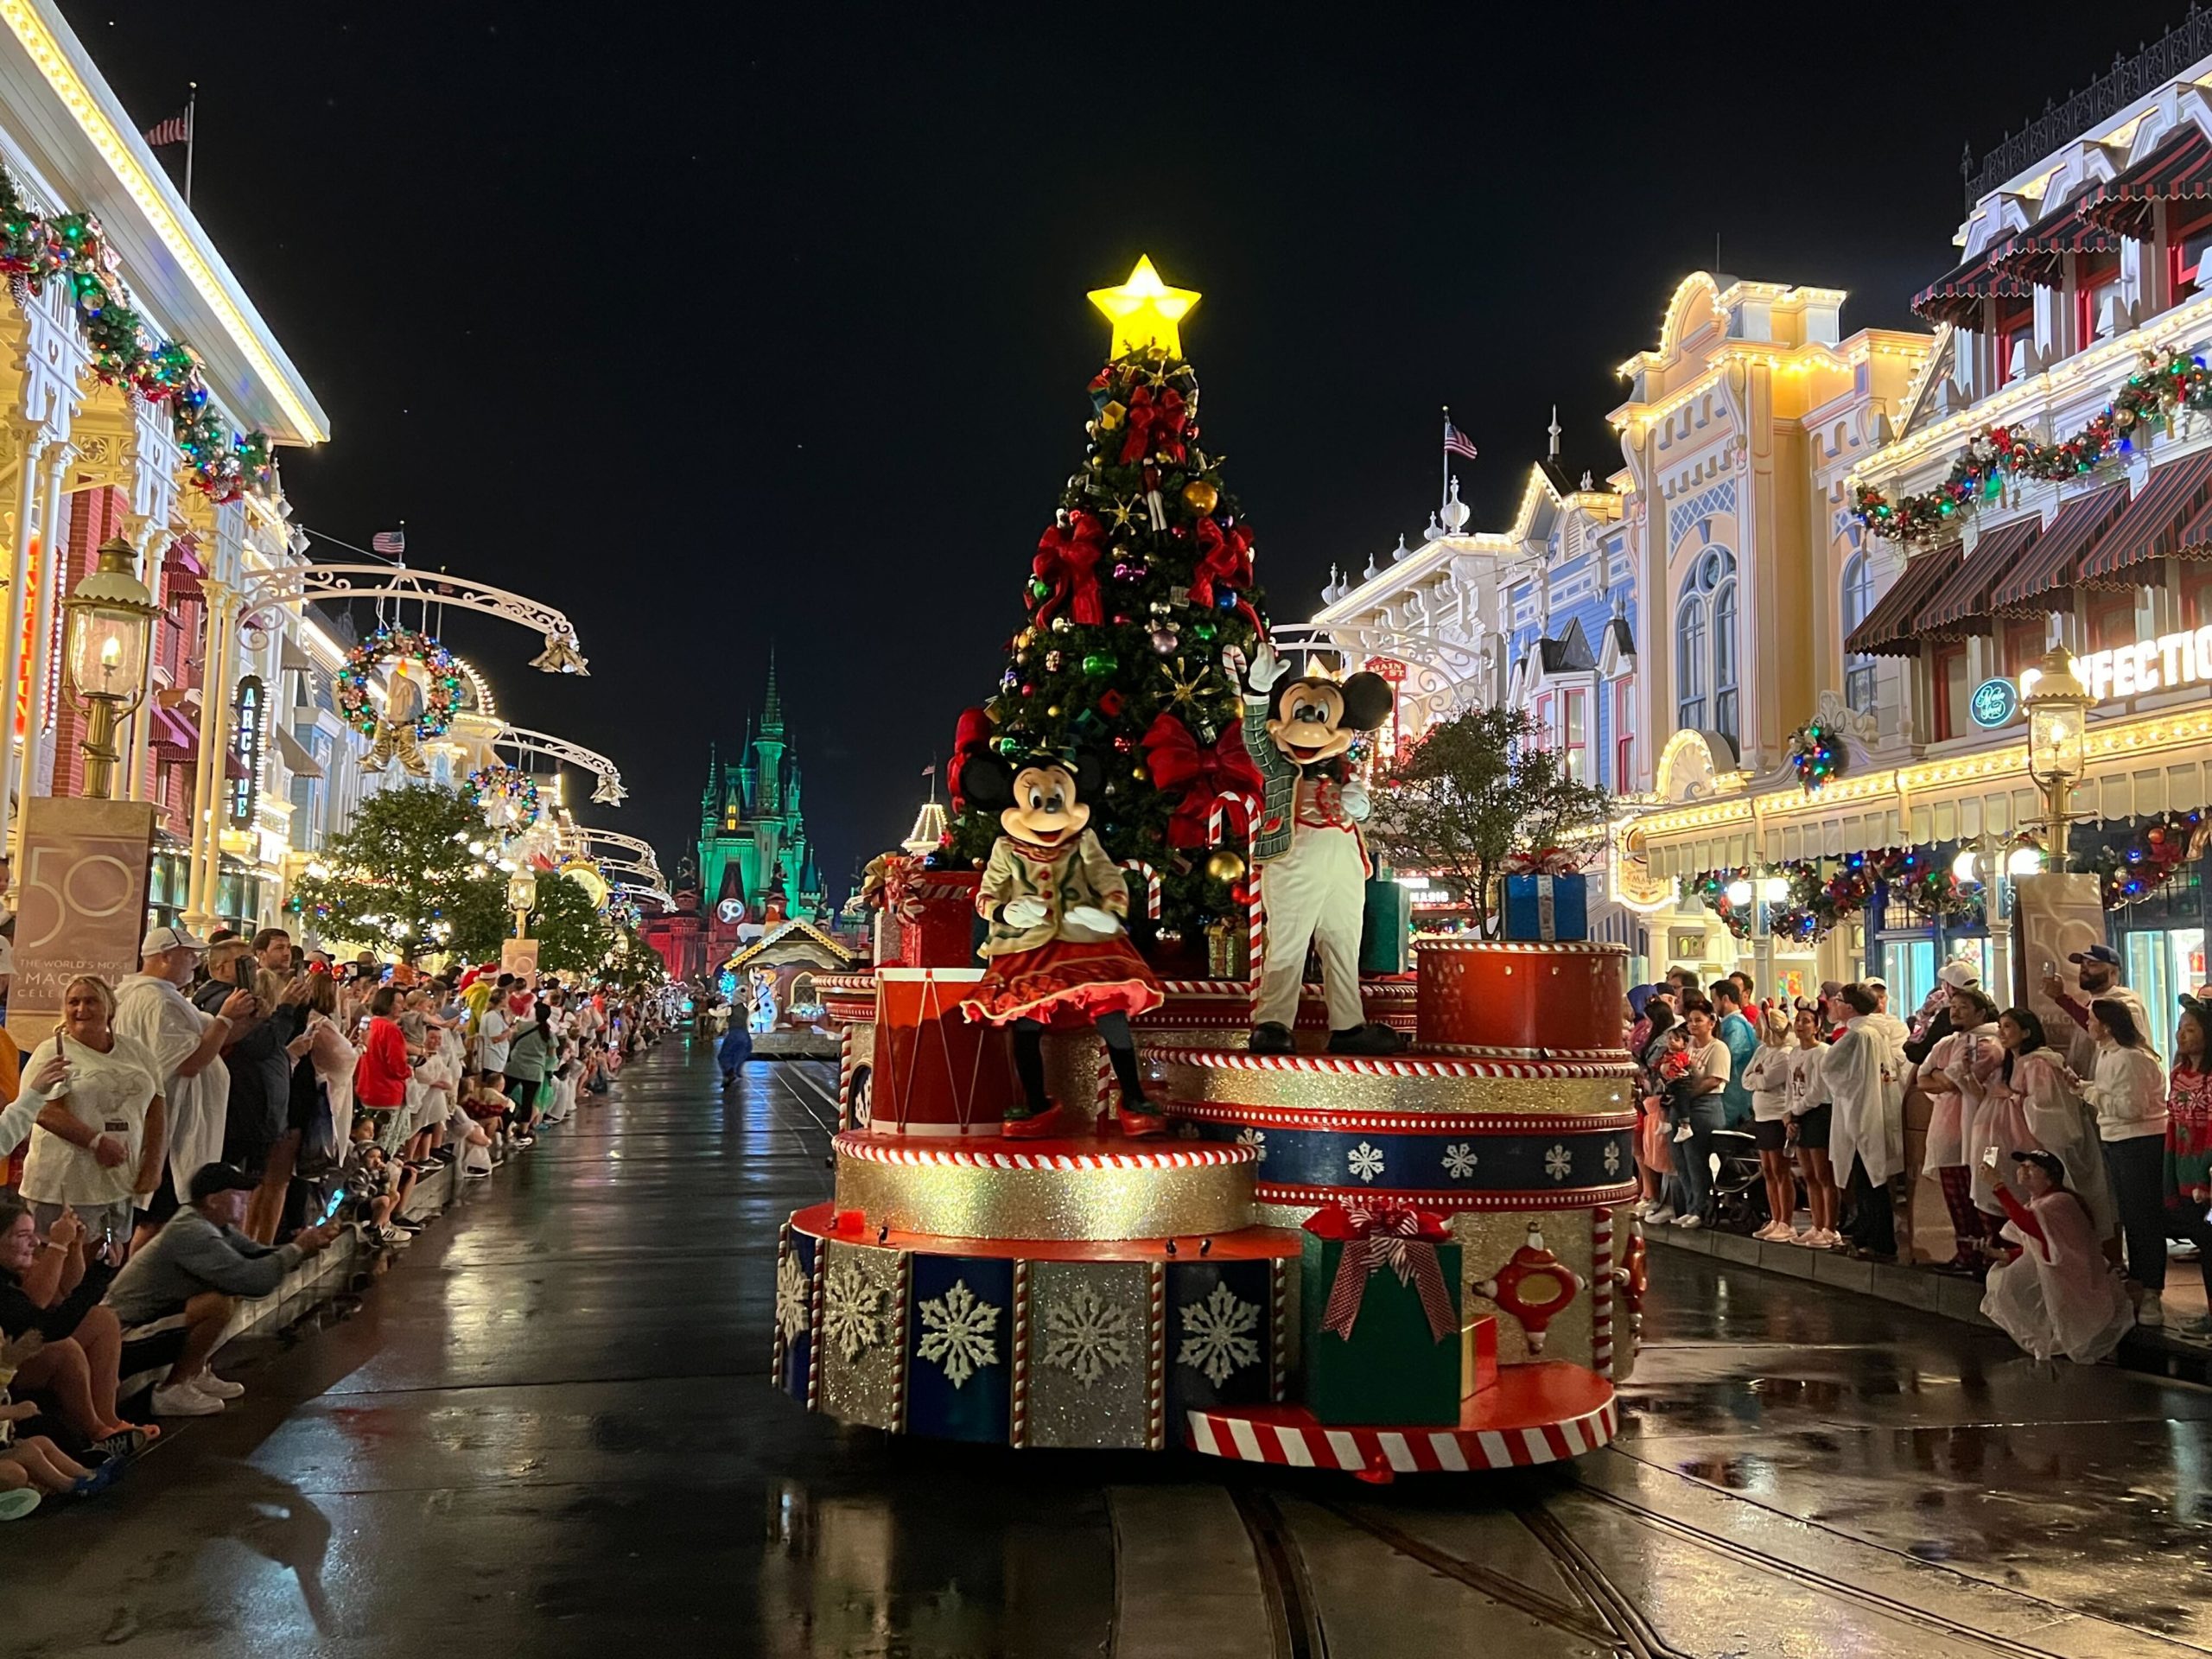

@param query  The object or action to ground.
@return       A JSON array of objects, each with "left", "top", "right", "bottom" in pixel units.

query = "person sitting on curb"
[{"left": 103, "top": 1163, "right": 341, "bottom": 1417}]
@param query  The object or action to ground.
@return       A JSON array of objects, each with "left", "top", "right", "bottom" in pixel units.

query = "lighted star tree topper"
[{"left": 1087, "top": 255, "right": 1200, "bottom": 357}]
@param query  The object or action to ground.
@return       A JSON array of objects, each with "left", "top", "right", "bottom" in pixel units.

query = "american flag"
[
  {"left": 371, "top": 529, "right": 405, "bottom": 556},
  {"left": 143, "top": 111, "right": 189, "bottom": 148},
  {"left": 1443, "top": 419, "right": 1479, "bottom": 461}
]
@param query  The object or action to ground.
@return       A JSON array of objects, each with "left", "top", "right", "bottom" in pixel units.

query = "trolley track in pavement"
[{"left": 1227, "top": 1465, "right": 2126, "bottom": 1659}]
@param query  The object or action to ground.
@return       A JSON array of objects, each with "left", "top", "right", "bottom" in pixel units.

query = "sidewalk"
[{"left": 1646, "top": 1220, "right": 2212, "bottom": 1385}]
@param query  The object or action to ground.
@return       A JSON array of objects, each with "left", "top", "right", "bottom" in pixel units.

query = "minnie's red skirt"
[{"left": 959, "top": 936, "right": 1165, "bottom": 1027}]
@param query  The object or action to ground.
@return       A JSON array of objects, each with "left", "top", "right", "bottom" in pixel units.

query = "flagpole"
[
  {"left": 182, "top": 83, "right": 196, "bottom": 207},
  {"left": 1440, "top": 405, "right": 1451, "bottom": 515}
]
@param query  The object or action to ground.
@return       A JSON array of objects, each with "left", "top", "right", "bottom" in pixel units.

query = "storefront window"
[
  {"left": 1675, "top": 548, "right": 1736, "bottom": 745},
  {"left": 1675, "top": 596, "right": 1706, "bottom": 732},
  {"left": 1841, "top": 553, "right": 1878, "bottom": 712},
  {"left": 2126, "top": 928, "right": 2204, "bottom": 1060}
]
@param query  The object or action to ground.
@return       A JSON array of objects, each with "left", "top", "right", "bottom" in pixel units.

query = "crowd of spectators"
[
  {"left": 0, "top": 922, "right": 667, "bottom": 1518},
  {"left": 1629, "top": 947, "right": 2212, "bottom": 1362}
]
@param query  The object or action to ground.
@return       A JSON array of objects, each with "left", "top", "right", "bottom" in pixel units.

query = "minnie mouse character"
[
  {"left": 958, "top": 750, "right": 1166, "bottom": 1137},
  {"left": 1239, "top": 645, "right": 1408, "bottom": 1056}
]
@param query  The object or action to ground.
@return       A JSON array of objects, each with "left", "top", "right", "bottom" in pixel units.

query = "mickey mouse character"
[
  {"left": 957, "top": 751, "right": 1167, "bottom": 1137},
  {"left": 1239, "top": 645, "right": 1408, "bottom": 1056}
]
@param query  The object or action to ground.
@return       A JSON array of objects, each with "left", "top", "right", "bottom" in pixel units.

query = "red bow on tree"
[
  {"left": 947, "top": 706, "right": 993, "bottom": 814},
  {"left": 1119, "top": 385, "right": 1188, "bottom": 465},
  {"left": 1033, "top": 511, "right": 1107, "bottom": 626},
  {"left": 1141, "top": 711, "right": 1265, "bottom": 849},
  {"left": 1189, "top": 518, "right": 1263, "bottom": 634}
]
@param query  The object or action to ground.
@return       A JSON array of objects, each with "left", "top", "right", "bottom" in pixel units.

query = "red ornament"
[
  {"left": 1098, "top": 689, "right": 1126, "bottom": 717},
  {"left": 1473, "top": 1224, "right": 1586, "bottom": 1355}
]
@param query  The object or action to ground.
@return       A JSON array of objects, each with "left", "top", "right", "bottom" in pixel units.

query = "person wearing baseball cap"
[
  {"left": 1978, "top": 1143, "right": 2134, "bottom": 1363},
  {"left": 115, "top": 926, "right": 258, "bottom": 1245},
  {"left": 105, "top": 1162, "right": 341, "bottom": 1417},
  {"left": 2044, "top": 942, "right": 2156, "bottom": 1077}
]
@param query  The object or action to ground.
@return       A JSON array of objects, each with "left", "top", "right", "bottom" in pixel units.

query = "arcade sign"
[{"left": 228, "top": 675, "right": 265, "bottom": 830}]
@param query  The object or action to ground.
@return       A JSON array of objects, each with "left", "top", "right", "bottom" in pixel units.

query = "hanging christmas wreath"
[
  {"left": 2084, "top": 809, "right": 2210, "bottom": 908},
  {"left": 1787, "top": 720, "right": 1843, "bottom": 792},
  {"left": 335, "top": 626, "right": 461, "bottom": 747},
  {"left": 465, "top": 764, "right": 542, "bottom": 833}
]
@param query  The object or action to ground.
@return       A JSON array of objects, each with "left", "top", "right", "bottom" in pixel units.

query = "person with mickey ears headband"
[
  {"left": 1235, "top": 644, "right": 1408, "bottom": 1058},
  {"left": 957, "top": 748, "right": 1166, "bottom": 1138}
]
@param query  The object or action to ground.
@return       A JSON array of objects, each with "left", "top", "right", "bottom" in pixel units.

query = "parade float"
[{"left": 772, "top": 260, "right": 1638, "bottom": 1475}]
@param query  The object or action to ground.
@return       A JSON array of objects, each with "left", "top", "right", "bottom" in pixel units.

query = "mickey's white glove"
[
  {"left": 1067, "top": 905, "right": 1122, "bottom": 934},
  {"left": 1001, "top": 896, "right": 1049, "bottom": 929},
  {"left": 1338, "top": 784, "right": 1371, "bottom": 822},
  {"left": 1247, "top": 644, "right": 1290, "bottom": 695}
]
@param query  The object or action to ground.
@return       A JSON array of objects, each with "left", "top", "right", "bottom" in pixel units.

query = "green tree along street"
[
  {"left": 292, "top": 784, "right": 510, "bottom": 963},
  {"left": 1370, "top": 705, "right": 1616, "bottom": 936},
  {"left": 524, "top": 871, "right": 617, "bottom": 976}
]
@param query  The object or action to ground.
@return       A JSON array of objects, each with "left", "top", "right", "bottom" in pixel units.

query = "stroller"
[{"left": 1707, "top": 1126, "right": 1769, "bottom": 1232}]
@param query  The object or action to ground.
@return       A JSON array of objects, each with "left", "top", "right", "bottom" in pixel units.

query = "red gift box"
[{"left": 899, "top": 872, "right": 982, "bottom": 969}]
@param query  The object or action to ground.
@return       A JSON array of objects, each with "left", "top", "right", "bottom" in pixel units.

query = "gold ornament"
[
  {"left": 1133, "top": 765, "right": 1147, "bottom": 781},
  {"left": 1182, "top": 479, "right": 1219, "bottom": 516},
  {"left": 1047, "top": 705, "right": 1062, "bottom": 717},
  {"left": 1205, "top": 849, "right": 1246, "bottom": 882},
  {"left": 1099, "top": 400, "right": 1126, "bottom": 431}
]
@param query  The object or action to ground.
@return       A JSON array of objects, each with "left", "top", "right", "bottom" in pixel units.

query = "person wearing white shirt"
[
  {"left": 1809, "top": 984, "right": 1905, "bottom": 1260},
  {"left": 19, "top": 977, "right": 167, "bottom": 1261},
  {"left": 113, "top": 926, "right": 256, "bottom": 1249},
  {"left": 2080, "top": 995, "right": 2173, "bottom": 1325}
]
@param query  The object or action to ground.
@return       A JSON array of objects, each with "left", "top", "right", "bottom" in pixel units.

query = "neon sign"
[
  {"left": 228, "top": 675, "right": 264, "bottom": 830},
  {"left": 2021, "top": 629, "right": 2212, "bottom": 703}
]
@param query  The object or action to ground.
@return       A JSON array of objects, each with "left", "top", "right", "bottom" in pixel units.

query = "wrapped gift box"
[
  {"left": 899, "top": 873, "right": 983, "bottom": 969},
  {"left": 1360, "top": 874, "right": 1412, "bottom": 975},
  {"left": 1503, "top": 872, "right": 1587, "bottom": 942},
  {"left": 872, "top": 911, "right": 902, "bottom": 967},
  {"left": 1299, "top": 1205, "right": 1462, "bottom": 1426}
]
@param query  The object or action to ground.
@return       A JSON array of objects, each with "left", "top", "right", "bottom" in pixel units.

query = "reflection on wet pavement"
[{"left": 6, "top": 1039, "right": 2210, "bottom": 1658}]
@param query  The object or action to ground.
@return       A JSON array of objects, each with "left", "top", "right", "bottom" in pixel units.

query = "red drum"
[
  {"left": 874, "top": 968, "right": 1020, "bottom": 1135},
  {"left": 1414, "top": 940, "right": 1629, "bottom": 1055}
]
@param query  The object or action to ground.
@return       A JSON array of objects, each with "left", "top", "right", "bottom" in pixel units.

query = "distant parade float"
[{"left": 772, "top": 260, "right": 1635, "bottom": 1476}]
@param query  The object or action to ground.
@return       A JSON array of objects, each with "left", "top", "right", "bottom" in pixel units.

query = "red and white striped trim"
[
  {"left": 817, "top": 974, "right": 878, "bottom": 991},
  {"left": 1095, "top": 1042, "right": 1119, "bottom": 1119},
  {"left": 1010, "top": 1257, "right": 1032, "bottom": 1448},
  {"left": 1420, "top": 1043, "right": 1628, "bottom": 1062},
  {"left": 1185, "top": 1397, "right": 1618, "bottom": 1471},
  {"left": 1168, "top": 1102, "right": 1636, "bottom": 1135},
  {"left": 890, "top": 1252, "right": 913, "bottom": 1433},
  {"left": 1146, "top": 1262, "right": 1167, "bottom": 1452},
  {"left": 1268, "top": 1256, "right": 1289, "bottom": 1404},
  {"left": 1415, "top": 940, "right": 1630, "bottom": 957},
  {"left": 833, "top": 1130, "right": 1255, "bottom": 1173},
  {"left": 1248, "top": 868, "right": 1266, "bottom": 1005},
  {"left": 1153, "top": 1050, "right": 1637, "bottom": 1080},
  {"left": 1592, "top": 1207, "right": 1616, "bottom": 1379},
  {"left": 1150, "top": 979, "right": 1418, "bottom": 1001},
  {"left": 804, "top": 1237, "right": 826, "bottom": 1413},
  {"left": 1120, "top": 860, "right": 1162, "bottom": 920},
  {"left": 772, "top": 1222, "right": 793, "bottom": 1381},
  {"left": 1255, "top": 1180, "right": 1641, "bottom": 1212},
  {"left": 838, "top": 1027, "right": 856, "bottom": 1130}
]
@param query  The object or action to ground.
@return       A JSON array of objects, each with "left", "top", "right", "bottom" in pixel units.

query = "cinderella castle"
[{"left": 690, "top": 654, "right": 826, "bottom": 939}]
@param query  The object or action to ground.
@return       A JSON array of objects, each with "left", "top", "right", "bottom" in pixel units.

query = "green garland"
[
  {"left": 1691, "top": 847, "right": 1983, "bottom": 945},
  {"left": 0, "top": 167, "right": 271, "bottom": 503},
  {"left": 1853, "top": 349, "right": 2209, "bottom": 547}
]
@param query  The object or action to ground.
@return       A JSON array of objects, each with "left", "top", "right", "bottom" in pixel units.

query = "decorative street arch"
[
  {"left": 1267, "top": 620, "right": 1487, "bottom": 731},
  {"left": 234, "top": 563, "right": 588, "bottom": 672},
  {"left": 493, "top": 724, "right": 627, "bottom": 804},
  {"left": 574, "top": 828, "right": 663, "bottom": 876},
  {"left": 613, "top": 879, "right": 674, "bottom": 911}
]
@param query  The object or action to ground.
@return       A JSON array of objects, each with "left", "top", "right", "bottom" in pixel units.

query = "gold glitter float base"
[{"left": 833, "top": 1132, "right": 1257, "bottom": 1243}]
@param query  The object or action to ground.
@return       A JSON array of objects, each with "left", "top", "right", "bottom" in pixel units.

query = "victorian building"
[{"left": 1634, "top": 15, "right": 2212, "bottom": 1054}]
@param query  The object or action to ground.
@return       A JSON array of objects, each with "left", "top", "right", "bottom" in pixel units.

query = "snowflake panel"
[
  {"left": 774, "top": 1228, "right": 817, "bottom": 1402},
  {"left": 819, "top": 1240, "right": 905, "bottom": 1431},
  {"left": 1173, "top": 1120, "right": 1635, "bottom": 1196},
  {"left": 1028, "top": 1259, "right": 1152, "bottom": 1450},
  {"left": 1165, "top": 1257, "right": 1274, "bottom": 1416},
  {"left": 906, "top": 1252, "right": 1014, "bottom": 1444}
]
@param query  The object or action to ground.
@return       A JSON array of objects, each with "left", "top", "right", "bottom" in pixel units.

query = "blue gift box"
[{"left": 1503, "top": 872, "right": 1587, "bottom": 941}]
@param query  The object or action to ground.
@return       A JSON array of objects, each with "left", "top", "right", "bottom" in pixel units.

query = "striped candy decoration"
[
  {"left": 1268, "top": 1255, "right": 1290, "bottom": 1403},
  {"left": 1095, "top": 1045, "right": 1119, "bottom": 1120},
  {"left": 1593, "top": 1207, "right": 1615, "bottom": 1379},
  {"left": 1184, "top": 1396, "right": 1618, "bottom": 1472},
  {"left": 1146, "top": 1261, "right": 1167, "bottom": 1452},
  {"left": 1248, "top": 868, "right": 1265, "bottom": 1005},
  {"left": 1010, "top": 1258, "right": 1033, "bottom": 1448},
  {"left": 838, "top": 1027, "right": 856, "bottom": 1130},
  {"left": 1206, "top": 791, "right": 1260, "bottom": 846},
  {"left": 772, "top": 1222, "right": 792, "bottom": 1382},
  {"left": 833, "top": 1130, "right": 1255, "bottom": 1172},
  {"left": 1148, "top": 977, "right": 1418, "bottom": 1000},
  {"left": 1120, "top": 860, "right": 1162, "bottom": 919},
  {"left": 804, "top": 1236, "right": 827, "bottom": 1414},
  {"left": 890, "top": 1252, "right": 913, "bottom": 1433}
]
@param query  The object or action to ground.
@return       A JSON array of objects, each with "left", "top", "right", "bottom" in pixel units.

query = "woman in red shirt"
[{"left": 353, "top": 988, "right": 411, "bottom": 1151}]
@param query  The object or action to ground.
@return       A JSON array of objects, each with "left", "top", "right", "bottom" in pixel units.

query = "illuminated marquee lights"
[{"left": 2021, "top": 628, "right": 2212, "bottom": 703}]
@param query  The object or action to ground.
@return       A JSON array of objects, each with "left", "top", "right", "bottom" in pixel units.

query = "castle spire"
[{"left": 761, "top": 645, "right": 784, "bottom": 736}]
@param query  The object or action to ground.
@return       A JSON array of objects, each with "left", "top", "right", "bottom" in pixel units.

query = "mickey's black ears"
[
  {"left": 962, "top": 753, "right": 1016, "bottom": 810},
  {"left": 1337, "top": 672, "right": 1394, "bottom": 731},
  {"left": 1070, "top": 751, "right": 1105, "bottom": 804}
]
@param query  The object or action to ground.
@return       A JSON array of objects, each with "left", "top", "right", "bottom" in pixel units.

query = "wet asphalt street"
[{"left": 6, "top": 1035, "right": 2212, "bottom": 1658}]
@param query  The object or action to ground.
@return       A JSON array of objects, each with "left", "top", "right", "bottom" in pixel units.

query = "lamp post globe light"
[
  {"left": 2023, "top": 645, "right": 2091, "bottom": 861},
  {"left": 61, "top": 537, "right": 162, "bottom": 800},
  {"left": 508, "top": 868, "right": 537, "bottom": 939}
]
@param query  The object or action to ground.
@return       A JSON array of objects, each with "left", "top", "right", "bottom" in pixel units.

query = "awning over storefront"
[
  {"left": 1986, "top": 187, "right": 2123, "bottom": 286},
  {"left": 1910, "top": 246, "right": 2030, "bottom": 327},
  {"left": 1989, "top": 480, "right": 2130, "bottom": 612},
  {"left": 270, "top": 722, "right": 322, "bottom": 779},
  {"left": 2079, "top": 447, "right": 2212, "bottom": 588},
  {"left": 150, "top": 705, "right": 248, "bottom": 779},
  {"left": 278, "top": 634, "right": 315, "bottom": 674},
  {"left": 2082, "top": 123, "right": 2212, "bottom": 239},
  {"left": 1845, "top": 542, "right": 1961, "bottom": 657},
  {"left": 1921, "top": 517, "right": 2042, "bottom": 638}
]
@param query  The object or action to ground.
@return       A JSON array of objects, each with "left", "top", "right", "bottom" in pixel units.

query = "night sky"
[{"left": 64, "top": 2, "right": 2164, "bottom": 900}]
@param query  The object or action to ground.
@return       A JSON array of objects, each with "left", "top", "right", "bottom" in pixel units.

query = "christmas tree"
[{"left": 946, "top": 257, "right": 1269, "bottom": 947}]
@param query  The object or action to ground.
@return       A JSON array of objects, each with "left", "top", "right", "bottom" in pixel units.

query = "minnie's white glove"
[
  {"left": 1067, "top": 905, "right": 1122, "bottom": 933},
  {"left": 1001, "top": 896, "right": 1049, "bottom": 929}
]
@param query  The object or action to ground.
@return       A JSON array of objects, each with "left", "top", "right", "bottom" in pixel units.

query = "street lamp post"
[
  {"left": 508, "top": 868, "right": 537, "bottom": 940},
  {"left": 60, "top": 537, "right": 162, "bottom": 801},
  {"left": 2023, "top": 645, "right": 2091, "bottom": 861}
]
